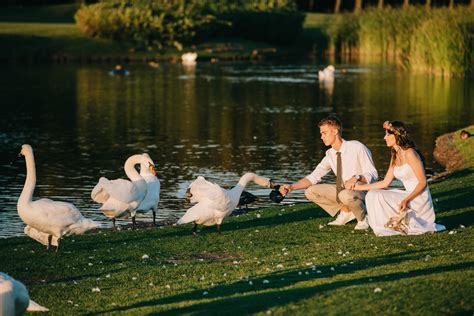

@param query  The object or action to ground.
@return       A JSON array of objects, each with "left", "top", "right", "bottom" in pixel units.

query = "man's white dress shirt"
[{"left": 306, "top": 139, "right": 378, "bottom": 185}]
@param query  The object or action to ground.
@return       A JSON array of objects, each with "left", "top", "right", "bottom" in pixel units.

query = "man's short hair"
[{"left": 318, "top": 115, "right": 343, "bottom": 133}]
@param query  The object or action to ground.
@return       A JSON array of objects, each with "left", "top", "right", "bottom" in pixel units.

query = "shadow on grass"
[
  {"left": 92, "top": 250, "right": 450, "bottom": 315},
  {"left": 431, "top": 168, "right": 474, "bottom": 228},
  {"left": 162, "top": 205, "right": 326, "bottom": 238},
  {"left": 154, "top": 262, "right": 472, "bottom": 315},
  {"left": 23, "top": 267, "right": 126, "bottom": 286}
]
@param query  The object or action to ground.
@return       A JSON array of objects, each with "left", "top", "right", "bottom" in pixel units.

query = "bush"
[
  {"left": 75, "top": 0, "right": 304, "bottom": 49},
  {"left": 75, "top": 1, "right": 221, "bottom": 49}
]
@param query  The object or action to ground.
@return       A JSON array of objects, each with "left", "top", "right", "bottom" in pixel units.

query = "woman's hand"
[
  {"left": 344, "top": 177, "right": 357, "bottom": 190},
  {"left": 399, "top": 199, "right": 409, "bottom": 213}
]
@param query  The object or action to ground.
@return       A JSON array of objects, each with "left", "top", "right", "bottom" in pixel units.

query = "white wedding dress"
[{"left": 366, "top": 164, "right": 445, "bottom": 236}]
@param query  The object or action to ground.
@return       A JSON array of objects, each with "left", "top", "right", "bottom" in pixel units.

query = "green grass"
[{"left": 1, "top": 168, "right": 473, "bottom": 314}]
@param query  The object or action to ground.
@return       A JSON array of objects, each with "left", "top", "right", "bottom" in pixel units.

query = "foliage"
[
  {"left": 326, "top": 13, "right": 359, "bottom": 54},
  {"left": 358, "top": 7, "right": 425, "bottom": 66},
  {"left": 74, "top": 0, "right": 304, "bottom": 50},
  {"left": 326, "top": 6, "right": 474, "bottom": 76},
  {"left": 410, "top": 9, "right": 474, "bottom": 76}
]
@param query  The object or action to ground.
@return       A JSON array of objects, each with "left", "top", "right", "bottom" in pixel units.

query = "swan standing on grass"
[
  {"left": 318, "top": 65, "right": 335, "bottom": 81},
  {"left": 131, "top": 153, "right": 160, "bottom": 227},
  {"left": 0, "top": 272, "right": 49, "bottom": 314},
  {"left": 177, "top": 172, "right": 276, "bottom": 235},
  {"left": 17, "top": 144, "right": 100, "bottom": 251},
  {"left": 91, "top": 154, "right": 155, "bottom": 228}
]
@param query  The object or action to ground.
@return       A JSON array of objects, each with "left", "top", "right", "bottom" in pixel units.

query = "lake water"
[{"left": 0, "top": 61, "right": 472, "bottom": 238}]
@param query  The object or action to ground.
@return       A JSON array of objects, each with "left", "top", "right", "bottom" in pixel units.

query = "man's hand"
[
  {"left": 279, "top": 185, "right": 291, "bottom": 196},
  {"left": 344, "top": 177, "right": 357, "bottom": 190}
]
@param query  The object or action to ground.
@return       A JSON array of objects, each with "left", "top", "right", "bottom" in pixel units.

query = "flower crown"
[{"left": 383, "top": 121, "right": 406, "bottom": 137}]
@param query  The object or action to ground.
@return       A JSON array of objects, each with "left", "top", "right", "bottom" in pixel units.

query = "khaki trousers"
[{"left": 304, "top": 184, "right": 367, "bottom": 221}]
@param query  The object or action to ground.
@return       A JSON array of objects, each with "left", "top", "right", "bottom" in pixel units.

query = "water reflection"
[{"left": 0, "top": 62, "right": 472, "bottom": 237}]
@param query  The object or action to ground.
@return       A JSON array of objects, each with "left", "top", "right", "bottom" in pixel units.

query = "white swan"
[
  {"left": 0, "top": 272, "right": 49, "bottom": 314},
  {"left": 318, "top": 65, "right": 335, "bottom": 81},
  {"left": 131, "top": 153, "right": 161, "bottom": 227},
  {"left": 177, "top": 172, "right": 274, "bottom": 234},
  {"left": 181, "top": 52, "right": 197, "bottom": 66},
  {"left": 91, "top": 154, "right": 154, "bottom": 228},
  {"left": 17, "top": 144, "right": 100, "bottom": 251}
]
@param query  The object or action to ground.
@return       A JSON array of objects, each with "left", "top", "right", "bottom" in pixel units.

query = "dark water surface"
[{"left": 0, "top": 62, "right": 472, "bottom": 237}]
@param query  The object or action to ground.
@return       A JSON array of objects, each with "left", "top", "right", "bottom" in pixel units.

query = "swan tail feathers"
[
  {"left": 99, "top": 198, "right": 130, "bottom": 216},
  {"left": 177, "top": 214, "right": 196, "bottom": 225},
  {"left": 177, "top": 209, "right": 199, "bottom": 225},
  {"left": 27, "top": 299, "right": 49, "bottom": 312},
  {"left": 177, "top": 203, "right": 216, "bottom": 225},
  {"left": 68, "top": 218, "right": 101, "bottom": 235},
  {"left": 91, "top": 178, "right": 110, "bottom": 203}
]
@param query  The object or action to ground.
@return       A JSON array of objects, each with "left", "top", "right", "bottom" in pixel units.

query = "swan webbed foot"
[
  {"left": 56, "top": 238, "right": 61, "bottom": 252},
  {"left": 112, "top": 218, "right": 116, "bottom": 230},
  {"left": 216, "top": 224, "right": 222, "bottom": 234},
  {"left": 47, "top": 235, "right": 52, "bottom": 251},
  {"left": 192, "top": 223, "right": 199, "bottom": 236},
  {"left": 152, "top": 209, "right": 156, "bottom": 226},
  {"left": 132, "top": 216, "right": 136, "bottom": 229}
]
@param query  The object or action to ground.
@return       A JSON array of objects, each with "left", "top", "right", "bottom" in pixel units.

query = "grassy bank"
[{"left": 1, "top": 168, "right": 473, "bottom": 314}]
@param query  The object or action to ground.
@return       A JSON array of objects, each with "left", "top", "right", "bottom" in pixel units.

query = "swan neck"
[
  {"left": 238, "top": 172, "right": 270, "bottom": 188},
  {"left": 19, "top": 150, "right": 36, "bottom": 205},
  {"left": 124, "top": 156, "right": 142, "bottom": 181}
]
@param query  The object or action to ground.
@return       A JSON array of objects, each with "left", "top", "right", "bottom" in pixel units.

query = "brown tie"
[{"left": 336, "top": 152, "right": 342, "bottom": 203}]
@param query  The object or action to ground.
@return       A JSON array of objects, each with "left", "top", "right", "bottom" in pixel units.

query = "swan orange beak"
[
  {"left": 148, "top": 163, "right": 156, "bottom": 176},
  {"left": 185, "top": 188, "right": 192, "bottom": 201}
]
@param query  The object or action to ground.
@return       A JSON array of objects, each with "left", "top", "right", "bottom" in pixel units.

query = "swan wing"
[
  {"left": 30, "top": 199, "right": 82, "bottom": 221},
  {"left": 189, "top": 177, "right": 226, "bottom": 204},
  {"left": 91, "top": 177, "right": 110, "bottom": 203},
  {"left": 136, "top": 179, "right": 160, "bottom": 212},
  {"left": 93, "top": 178, "right": 145, "bottom": 204},
  {"left": 177, "top": 200, "right": 217, "bottom": 225},
  {"left": 144, "top": 178, "right": 160, "bottom": 204}
]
